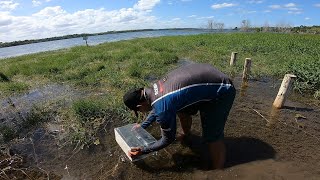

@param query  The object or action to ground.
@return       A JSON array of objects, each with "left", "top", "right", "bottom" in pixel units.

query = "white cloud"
[
  {"left": 305, "top": 17, "right": 310, "bottom": 20},
  {"left": 247, "top": 10, "right": 257, "bottom": 13},
  {"left": 269, "top": 3, "right": 302, "bottom": 14},
  {"left": 133, "top": 0, "right": 160, "bottom": 11},
  {"left": 181, "top": 0, "right": 192, "bottom": 2},
  {"left": 172, "top": 18, "right": 181, "bottom": 21},
  {"left": 288, "top": 7, "right": 300, "bottom": 11},
  {"left": 269, "top": 5, "right": 281, "bottom": 9},
  {"left": 0, "top": 12, "right": 13, "bottom": 26},
  {"left": 33, "top": 6, "right": 67, "bottom": 17},
  {"left": 314, "top": 4, "right": 320, "bottom": 7},
  {"left": 197, "top": 16, "right": 214, "bottom": 19},
  {"left": 288, "top": 11, "right": 301, "bottom": 14},
  {"left": 211, "top": 3, "right": 237, "bottom": 9},
  {"left": 188, "top": 15, "right": 197, "bottom": 18},
  {"left": 284, "top": 3, "right": 296, "bottom": 8},
  {"left": 0, "top": 0, "right": 19, "bottom": 11},
  {"left": 1, "top": 0, "right": 163, "bottom": 42},
  {"left": 32, "top": 0, "right": 42, "bottom": 7},
  {"left": 264, "top": 10, "right": 271, "bottom": 13},
  {"left": 248, "top": 0, "right": 263, "bottom": 4}
]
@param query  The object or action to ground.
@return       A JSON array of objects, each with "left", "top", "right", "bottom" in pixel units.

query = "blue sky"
[{"left": 0, "top": 0, "right": 320, "bottom": 42}]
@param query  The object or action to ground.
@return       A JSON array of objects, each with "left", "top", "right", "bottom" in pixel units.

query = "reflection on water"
[
  {"left": 240, "top": 81, "right": 249, "bottom": 97},
  {"left": 267, "top": 106, "right": 280, "bottom": 127}
]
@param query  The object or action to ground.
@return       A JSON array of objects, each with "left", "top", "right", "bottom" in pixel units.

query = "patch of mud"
[{"left": 3, "top": 77, "right": 320, "bottom": 179}]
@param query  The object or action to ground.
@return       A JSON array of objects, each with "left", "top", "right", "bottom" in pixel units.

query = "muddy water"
[{"left": 2, "top": 77, "right": 320, "bottom": 179}]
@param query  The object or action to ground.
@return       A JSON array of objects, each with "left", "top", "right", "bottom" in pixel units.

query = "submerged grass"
[{"left": 0, "top": 33, "right": 319, "bottom": 145}]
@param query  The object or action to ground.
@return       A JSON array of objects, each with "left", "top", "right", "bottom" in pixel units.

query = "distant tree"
[
  {"left": 214, "top": 22, "right": 225, "bottom": 31},
  {"left": 83, "top": 35, "right": 89, "bottom": 46},
  {"left": 262, "top": 21, "right": 270, "bottom": 32},
  {"left": 207, "top": 19, "right": 214, "bottom": 30},
  {"left": 276, "top": 21, "right": 292, "bottom": 33},
  {"left": 241, "top": 20, "right": 251, "bottom": 32}
]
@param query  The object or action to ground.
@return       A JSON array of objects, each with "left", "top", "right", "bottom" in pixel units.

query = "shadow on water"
[
  {"left": 282, "top": 106, "right": 314, "bottom": 112},
  {"left": 135, "top": 134, "right": 275, "bottom": 172},
  {"left": 224, "top": 136, "right": 276, "bottom": 168}
]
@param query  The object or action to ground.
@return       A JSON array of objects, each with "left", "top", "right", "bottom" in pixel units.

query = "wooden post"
[
  {"left": 273, "top": 74, "right": 297, "bottom": 109},
  {"left": 242, "top": 58, "right": 252, "bottom": 81},
  {"left": 230, "top": 52, "right": 238, "bottom": 66}
]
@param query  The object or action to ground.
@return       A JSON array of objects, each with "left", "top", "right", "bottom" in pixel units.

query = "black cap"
[{"left": 123, "top": 88, "right": 143, "bottom": 117}]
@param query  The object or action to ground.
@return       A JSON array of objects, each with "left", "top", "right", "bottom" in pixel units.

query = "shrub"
[
  {"left": 73, "top": 99, "right": 105, "bottom": 122},
  {"left": 0, "top": 126, "right": 16, "bottom": 142},
  {"left": 22, "top": 105, "right": 56, "bottom": 129},
  {"left": 0, "top": 72, "right": 10, "bottom": 82}
]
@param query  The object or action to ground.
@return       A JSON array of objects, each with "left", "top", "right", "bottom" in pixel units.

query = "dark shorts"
[
  {"left": 179, "top": 86, "right": 236, "bottom": 142},
  {"left": 200, "top": 86, "right": 236, "bottom": 142}
]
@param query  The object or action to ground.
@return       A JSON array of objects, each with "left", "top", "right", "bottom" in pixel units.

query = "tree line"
[{"left": 206, "top": 19, "right": 320, "bottom": 34}]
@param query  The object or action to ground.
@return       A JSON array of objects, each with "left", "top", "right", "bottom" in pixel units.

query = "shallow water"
[{"left": 0, "top": 84, "right": 81, "bottom": 137}]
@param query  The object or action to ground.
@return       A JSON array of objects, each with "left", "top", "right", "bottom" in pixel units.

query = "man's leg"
[
  {"left": 208, "top": 140, "right": 226, "bottom": 169},
  {"left": 177, "top": 113, "right": 192, "bottom": 141},
  {"left": 200, "top": 87, "right": 236, "bottom": 169}
]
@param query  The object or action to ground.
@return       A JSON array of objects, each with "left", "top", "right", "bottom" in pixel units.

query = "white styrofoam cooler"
[{"left": 114, "top": 123, "right": 157, "bottom": 162}]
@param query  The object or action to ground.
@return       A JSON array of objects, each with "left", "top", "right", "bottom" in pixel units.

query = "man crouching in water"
[{"left": 123, "top": 63, "right": 236, "bottom": 169}]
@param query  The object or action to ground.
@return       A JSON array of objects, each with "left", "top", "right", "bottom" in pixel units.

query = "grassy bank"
[{"left": 0, "top": 33, "right": 319, "bottom": 144}]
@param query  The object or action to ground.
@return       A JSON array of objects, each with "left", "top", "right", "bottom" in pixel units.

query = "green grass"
[
  {"left": 1, "top": 32, "right": 319, "bottom": 145},
  {"left": 1, "top": 33, "right": 319, "bottom": 97}
]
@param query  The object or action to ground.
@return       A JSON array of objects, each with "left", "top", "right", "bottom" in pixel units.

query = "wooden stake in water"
[
  {"left": 242, "top": 58, "right": 252, "bottom": 81},
  {"left": 230, "top": 52, "right": 238, "bottom": 66},
  {"left": 273, "top": 74, "right": 297, "bottom": 109}
]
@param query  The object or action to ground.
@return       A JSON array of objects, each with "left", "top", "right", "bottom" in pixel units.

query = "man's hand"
[
  {"left": 131, "top": 123, "right": 141, "bottom": 131},
  {"left": 128, "top": 147, "right": 143, "bottom": 159}
]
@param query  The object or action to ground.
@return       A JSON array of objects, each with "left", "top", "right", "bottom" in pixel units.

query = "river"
[{"left": 0, "top": 29, "right": 233, "bottom": 59}]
